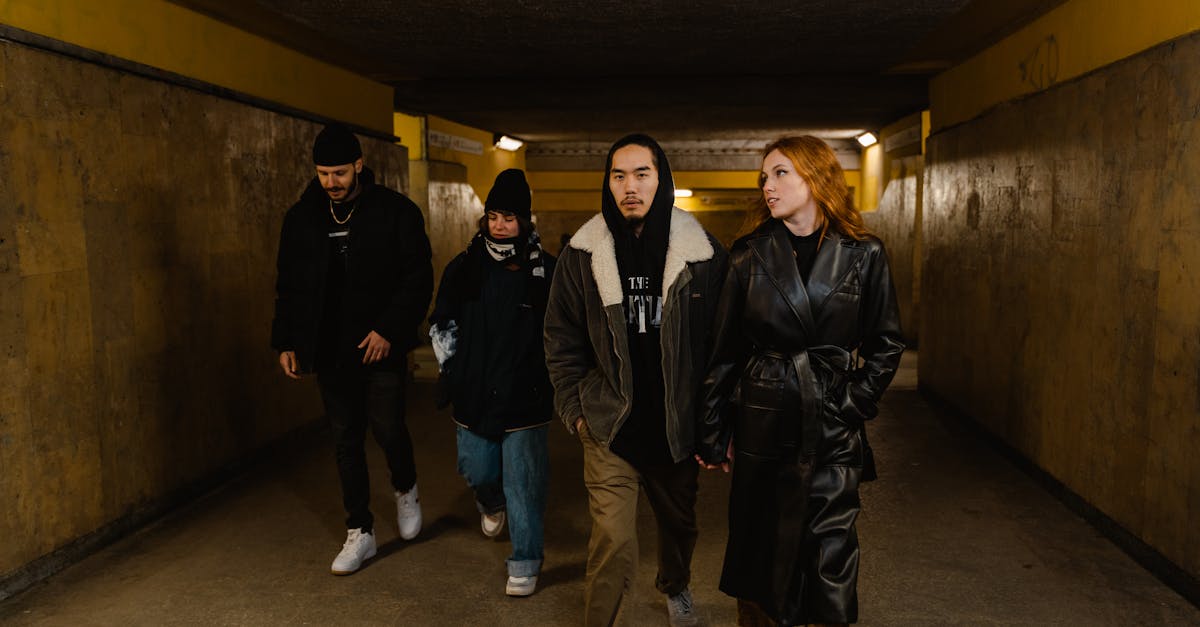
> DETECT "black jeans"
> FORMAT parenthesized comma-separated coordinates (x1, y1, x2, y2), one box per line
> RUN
(639, 459, 700, 597)
(317, 367, 417, 531)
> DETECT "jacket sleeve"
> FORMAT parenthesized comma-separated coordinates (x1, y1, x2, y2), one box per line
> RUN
(696, 247, 751, 464)
(428, 253, 467, 369)
(543, 246, 594, 433)
(374, 198, 434, 348)
(429, 253, 465, 328)
(270, 207, 299, 352)
(839, 240, 905, 423)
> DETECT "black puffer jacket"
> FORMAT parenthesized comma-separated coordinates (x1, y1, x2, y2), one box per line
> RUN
(430, 232, 556, 439)
(270, 168, 433, 372)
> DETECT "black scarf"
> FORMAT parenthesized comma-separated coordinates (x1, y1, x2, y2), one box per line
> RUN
(600, 134, 675, 298)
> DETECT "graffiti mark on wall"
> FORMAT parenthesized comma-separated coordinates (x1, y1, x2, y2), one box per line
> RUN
(1019, 35, 1060, 90)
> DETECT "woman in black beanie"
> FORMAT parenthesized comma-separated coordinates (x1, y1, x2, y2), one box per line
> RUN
(429, 168, 556, 597)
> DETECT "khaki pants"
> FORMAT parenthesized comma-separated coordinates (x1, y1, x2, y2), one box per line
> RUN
(579, 423, 699, 626)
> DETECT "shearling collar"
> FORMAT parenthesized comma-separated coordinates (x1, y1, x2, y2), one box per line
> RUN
(569, 207, 714, 306)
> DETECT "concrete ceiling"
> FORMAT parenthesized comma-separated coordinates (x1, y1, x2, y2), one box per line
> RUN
(175, 0, 1064, 142)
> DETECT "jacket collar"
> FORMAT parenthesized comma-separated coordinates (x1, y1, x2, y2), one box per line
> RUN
(747, 220, 862, 334)
(570, 207, 714, 306)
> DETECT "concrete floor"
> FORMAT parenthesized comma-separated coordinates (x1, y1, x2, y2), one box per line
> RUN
(2, 354, 1197, 626)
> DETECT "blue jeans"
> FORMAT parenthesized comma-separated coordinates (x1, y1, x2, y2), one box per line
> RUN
(456, 425, 549, 577)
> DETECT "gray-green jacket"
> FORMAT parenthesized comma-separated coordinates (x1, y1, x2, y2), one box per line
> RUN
(544, 207, 728, 463)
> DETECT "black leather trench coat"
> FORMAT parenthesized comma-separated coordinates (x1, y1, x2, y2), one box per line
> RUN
(698, 219, 904, 625)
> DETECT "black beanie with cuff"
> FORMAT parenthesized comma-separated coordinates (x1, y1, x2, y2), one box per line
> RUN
(484, 169, 532, 221)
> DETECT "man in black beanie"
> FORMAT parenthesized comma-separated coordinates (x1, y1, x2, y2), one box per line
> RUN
(544, 135, 728, 626)
(271, 123, 433, 575)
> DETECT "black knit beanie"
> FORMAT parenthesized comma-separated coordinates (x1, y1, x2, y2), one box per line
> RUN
(485, 169, 532, 221)
(313, 123, 362, 166)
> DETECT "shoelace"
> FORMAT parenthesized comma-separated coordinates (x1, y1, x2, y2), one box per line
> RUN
(670, 593, 693, 613)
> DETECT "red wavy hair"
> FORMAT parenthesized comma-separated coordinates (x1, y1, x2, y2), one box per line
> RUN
(741, 136, 870, 241)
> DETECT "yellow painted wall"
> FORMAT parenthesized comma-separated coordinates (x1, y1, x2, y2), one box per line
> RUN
(922, 10, 1200, 581)
(426, 115, 526, 204)
(527, 170, 862, 214)
(930, 0, 1200, 131)
(859, 146, 883, 213)
(394, 112, 425, 160)
(0, 0, 394, 133)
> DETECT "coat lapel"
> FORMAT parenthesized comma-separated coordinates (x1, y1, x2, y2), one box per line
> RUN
(805, 230, 865, 315)
(749, 222, 816, 338)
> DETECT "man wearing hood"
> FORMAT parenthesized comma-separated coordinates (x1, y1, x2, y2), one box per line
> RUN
(271, 123, 433, 575)
(545, 134, 728, 626)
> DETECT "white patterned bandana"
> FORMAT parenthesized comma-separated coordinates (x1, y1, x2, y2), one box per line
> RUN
(484, 237, 517, 261)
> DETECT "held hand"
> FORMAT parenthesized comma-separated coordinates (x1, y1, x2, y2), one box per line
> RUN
(574, 417, 584, 433)
(358, 331, 392, 365)
(694, 454, 731, 473)
(694, 438, 733, 473)
(278, 351, 301, 380)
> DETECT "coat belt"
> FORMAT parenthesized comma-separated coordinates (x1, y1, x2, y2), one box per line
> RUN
(761, 345, 852, 456)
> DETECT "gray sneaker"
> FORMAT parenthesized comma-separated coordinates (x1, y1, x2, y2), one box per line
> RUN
(667, 587, 698, 627)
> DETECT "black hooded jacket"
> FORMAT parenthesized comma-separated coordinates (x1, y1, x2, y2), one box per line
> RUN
(599, 134, 681, 466)
(270, 167, 433, 372)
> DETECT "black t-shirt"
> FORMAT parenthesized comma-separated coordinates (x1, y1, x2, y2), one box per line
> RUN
(317, 202, 354, 369)
(610, 235, 672, 468)
(789, 229, 821, 284)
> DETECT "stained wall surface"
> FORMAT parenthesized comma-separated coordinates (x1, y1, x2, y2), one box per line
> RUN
(864, 155, 922, 347)
(921, 31, 1200, 579)
(0, 40, 409, 578)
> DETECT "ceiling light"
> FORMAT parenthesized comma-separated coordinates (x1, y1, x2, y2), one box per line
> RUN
(856, 132, 878, 148)
(674, 189, 693, 198)
(494, 134, 524, 151)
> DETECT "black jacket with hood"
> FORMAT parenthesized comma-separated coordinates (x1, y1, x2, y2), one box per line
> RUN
(543, 135, 729, 463)
(271, 167, 433, 372)
(429, 230, 556, 439)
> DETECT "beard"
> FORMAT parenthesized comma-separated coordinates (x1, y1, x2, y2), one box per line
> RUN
(326, 172, 359, 201)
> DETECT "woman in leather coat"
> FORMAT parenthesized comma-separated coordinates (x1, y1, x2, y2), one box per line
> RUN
(696, 136, 904, 626)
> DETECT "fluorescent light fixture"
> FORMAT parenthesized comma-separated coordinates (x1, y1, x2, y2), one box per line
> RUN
(856, 132, 878, 148)
(494, 135, 524, 151)
(674, 189, 694, 198)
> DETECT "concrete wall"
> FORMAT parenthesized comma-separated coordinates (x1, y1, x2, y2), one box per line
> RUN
(0, 0, 395, 134)
(424, 161, 483, 287)
(864, 155, 923, 347)
(0, 39, 408, 581)
(921, 30, 1200, 580)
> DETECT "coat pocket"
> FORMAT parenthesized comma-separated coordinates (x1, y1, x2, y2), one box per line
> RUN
(736, 377, 797, 458)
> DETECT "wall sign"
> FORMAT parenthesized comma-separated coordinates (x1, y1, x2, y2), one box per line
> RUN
(428, 130, 484, 155)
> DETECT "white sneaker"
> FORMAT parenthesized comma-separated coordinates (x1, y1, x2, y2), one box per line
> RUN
(481, 510, 506, 538)
(396, 485, 422, 540)
(330, 528, 376, 575)
(506, 575, 537, 597)
(667, 587, 698, 627)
